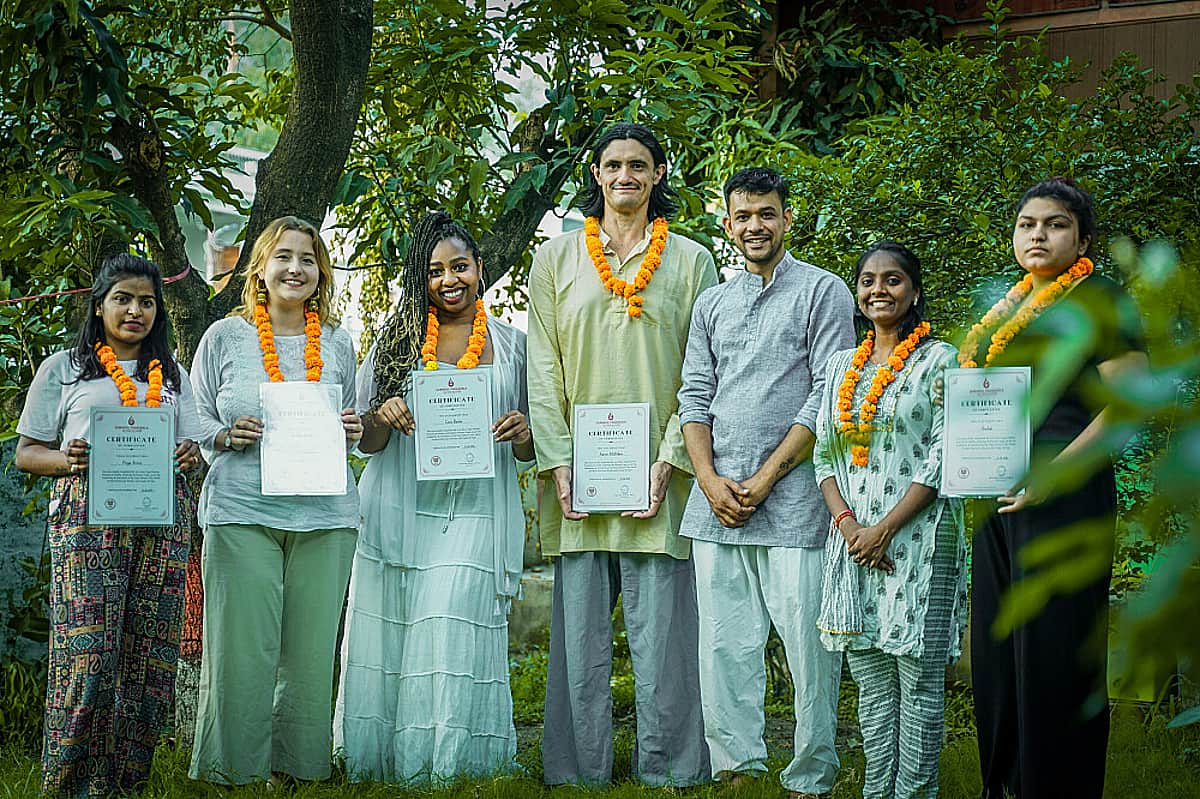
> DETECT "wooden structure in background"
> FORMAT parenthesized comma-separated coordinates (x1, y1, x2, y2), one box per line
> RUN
(923, 1, 1200, 98)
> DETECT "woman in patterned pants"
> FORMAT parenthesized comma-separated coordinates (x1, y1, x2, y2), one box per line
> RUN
(14, 254, 202, 797)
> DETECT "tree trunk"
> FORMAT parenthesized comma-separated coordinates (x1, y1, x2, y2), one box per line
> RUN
(109, 116, 212, 365)
(211, 0, 374, 322)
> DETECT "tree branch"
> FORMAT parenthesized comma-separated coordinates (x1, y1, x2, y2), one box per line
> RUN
(186, 12, 292, 41)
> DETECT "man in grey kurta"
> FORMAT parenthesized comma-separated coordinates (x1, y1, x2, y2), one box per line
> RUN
(677, 167, 855, 797)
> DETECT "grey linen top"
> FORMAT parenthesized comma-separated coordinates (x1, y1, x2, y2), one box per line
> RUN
(677, 252, 855, 547)
(191, 316, 360, 532)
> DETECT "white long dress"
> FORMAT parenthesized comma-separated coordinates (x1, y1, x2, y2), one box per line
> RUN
(334, 317, 530, 784)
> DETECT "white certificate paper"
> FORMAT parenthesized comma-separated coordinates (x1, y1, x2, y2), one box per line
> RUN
(88, 407, 175, 526)
(572, 403, 650, 513)
(259, 382, 347, 496)
(412, 367, 495, 481)
(941, 367, 1031, 497)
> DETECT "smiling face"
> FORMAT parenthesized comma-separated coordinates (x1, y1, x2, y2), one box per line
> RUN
(723, 188, 792, 270)
(260, 229, 320, 309)
(427, 236, 482, 315)
(590, 138, 665, 218)
(856, 251, 919, 332)
(1013, 196, 1089, 278)
(98, 275, 158, 359)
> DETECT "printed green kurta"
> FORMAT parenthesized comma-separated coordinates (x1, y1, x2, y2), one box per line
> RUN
(527, 222, 718, 558)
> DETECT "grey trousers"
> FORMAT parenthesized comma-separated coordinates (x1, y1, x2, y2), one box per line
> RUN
(542, 551, 710, 786)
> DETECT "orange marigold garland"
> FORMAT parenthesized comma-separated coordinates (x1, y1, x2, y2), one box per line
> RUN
(95, 342, 163, 407)
(837, 321, 932, 467)
(423, 298, 488, 371)
(958, 257, 1093, 368)
(585, 216, 668, 318)
(253, 294, 323, 382)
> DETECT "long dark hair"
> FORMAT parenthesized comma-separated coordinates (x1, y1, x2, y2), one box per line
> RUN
(1016, 177, 1098, 258)
(576, 122, 679, 221)
(370, 211, 485, 409)
(69, 254, 181, 389)
(852, 240, 927, 342)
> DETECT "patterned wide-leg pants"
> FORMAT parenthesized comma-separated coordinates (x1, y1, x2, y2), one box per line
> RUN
(41, 475, 191, 798)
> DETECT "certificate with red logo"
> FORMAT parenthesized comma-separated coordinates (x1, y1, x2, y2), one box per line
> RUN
(88, 407, 175, 526)
(413, 366, 495, 481)
(572, 403, 650, 513)
(941, 367, 1031, 497)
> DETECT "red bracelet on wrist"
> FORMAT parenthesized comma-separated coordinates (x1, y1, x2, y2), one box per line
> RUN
(834, 509, 856, 529)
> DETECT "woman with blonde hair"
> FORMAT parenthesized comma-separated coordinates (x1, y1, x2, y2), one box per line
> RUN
(188, 216, 363, 787)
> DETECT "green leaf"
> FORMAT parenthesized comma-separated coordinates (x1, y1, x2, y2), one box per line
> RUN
(468, 158, 489, 204)
(1168, 706, 1200, 729)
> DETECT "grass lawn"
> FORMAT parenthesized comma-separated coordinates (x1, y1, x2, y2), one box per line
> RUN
(3, 691, 1197, 798)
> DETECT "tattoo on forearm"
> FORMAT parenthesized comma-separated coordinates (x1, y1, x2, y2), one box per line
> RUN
(776, 457, 796, 476)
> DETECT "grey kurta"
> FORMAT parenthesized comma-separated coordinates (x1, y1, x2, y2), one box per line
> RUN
(676, 253, 856, 547)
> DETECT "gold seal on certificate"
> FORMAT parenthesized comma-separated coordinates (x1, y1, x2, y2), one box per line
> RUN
(260, 382, 348, 495)
(88, 407, 175, 526)
(941, 367, 1031, 497)
(413, 366, 496, 481)
(572, 402, 650, 514)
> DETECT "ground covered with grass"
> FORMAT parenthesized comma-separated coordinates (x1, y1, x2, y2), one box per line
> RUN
(3, 673, 1198, 799)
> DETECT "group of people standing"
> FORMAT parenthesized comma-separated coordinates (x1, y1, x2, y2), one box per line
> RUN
(15, 121, 1145, 799)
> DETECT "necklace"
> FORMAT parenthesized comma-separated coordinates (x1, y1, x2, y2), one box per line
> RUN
(958, 257, 1093, 368)
(254, 296, 323, 381)
(95, 342, 162, 406)
(422, 298, 488, 370)
(585, 216, 668, 318)
(837, 321, 932, 467)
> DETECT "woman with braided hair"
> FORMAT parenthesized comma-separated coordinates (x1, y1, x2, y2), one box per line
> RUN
(334, 210, 533, 783)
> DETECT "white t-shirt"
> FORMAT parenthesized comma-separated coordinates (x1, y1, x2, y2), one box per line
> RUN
(17, 349, 201, 448)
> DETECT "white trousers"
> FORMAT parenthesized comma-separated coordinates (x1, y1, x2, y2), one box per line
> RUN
(692, 540, 841, 794)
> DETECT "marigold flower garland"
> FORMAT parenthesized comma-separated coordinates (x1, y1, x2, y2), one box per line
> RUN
(95, 342, 162, 406)
(837, 321, 932, 467)
(422, 298, 488, 370)
(584, 216, 668, 318)
(254, 293, 323, 382)
(958, 257, 1094, 368)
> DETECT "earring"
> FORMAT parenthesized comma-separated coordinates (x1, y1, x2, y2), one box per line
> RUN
(306, 295, 319, 313)
(256, 287, 267, 305)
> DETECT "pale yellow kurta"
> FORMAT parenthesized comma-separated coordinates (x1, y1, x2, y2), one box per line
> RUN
(527, 221, 718, 558)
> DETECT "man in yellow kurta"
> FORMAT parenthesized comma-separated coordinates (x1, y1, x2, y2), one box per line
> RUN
(527, 123, 718, 786)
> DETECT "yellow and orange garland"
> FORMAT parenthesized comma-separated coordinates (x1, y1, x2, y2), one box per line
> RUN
(958, 257, 1093, 368)
(254, 297, 323, 382)
(422, 298, 488, 370)
(95, 342, 162, 406)
(837, 322, 932, 467)
(585, 216, 668, 318)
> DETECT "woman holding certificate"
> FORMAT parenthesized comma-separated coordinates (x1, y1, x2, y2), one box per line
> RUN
(15, 254, 202, 797)
(188, 216, 362, 787)
(962, 179, 1147, 799)
(334, 210, 533, 783)
(813, 241, 966, 799)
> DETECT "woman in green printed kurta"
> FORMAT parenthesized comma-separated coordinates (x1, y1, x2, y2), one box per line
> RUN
(813, 241, 966, 799)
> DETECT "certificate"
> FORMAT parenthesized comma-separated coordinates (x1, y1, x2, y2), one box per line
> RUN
(412, 367, 495, 480)
(88, 407, 175, 526)
(572, 403, 650, 513)
(941, 367, 1031, 497)
(259, 382, 347, 495)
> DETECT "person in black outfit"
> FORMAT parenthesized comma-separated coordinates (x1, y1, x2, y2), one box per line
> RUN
(961, 178, 1148, 799)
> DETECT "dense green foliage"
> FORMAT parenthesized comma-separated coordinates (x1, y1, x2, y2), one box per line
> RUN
(781, 31, 1200, 333)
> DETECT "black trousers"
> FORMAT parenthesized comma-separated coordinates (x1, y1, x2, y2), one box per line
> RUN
(970, 467, 1115, 799)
